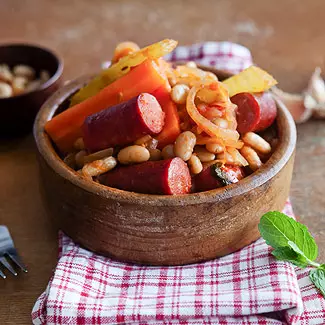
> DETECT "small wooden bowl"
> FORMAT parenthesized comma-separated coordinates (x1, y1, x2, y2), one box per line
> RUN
(0, 43, 63, 136)
(34, 68, 296, 266)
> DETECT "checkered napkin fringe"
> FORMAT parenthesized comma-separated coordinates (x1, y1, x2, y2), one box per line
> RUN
(32, 42, 325, 325)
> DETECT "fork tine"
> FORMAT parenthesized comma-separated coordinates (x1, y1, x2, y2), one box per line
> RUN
(0, 257, 17, 276)
(0, 269, 6, 279)
(6, 253, 27, 273)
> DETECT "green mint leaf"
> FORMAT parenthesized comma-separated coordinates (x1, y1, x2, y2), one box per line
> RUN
(272, 247, 309, 268)
(260, 211, 325, 296)
(258, 211, 318, 262)
(287, 241, 320, 267)
(310, 268, 325, 298)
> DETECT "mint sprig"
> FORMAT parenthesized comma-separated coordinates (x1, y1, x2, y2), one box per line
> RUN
(259, 211, 325, 298)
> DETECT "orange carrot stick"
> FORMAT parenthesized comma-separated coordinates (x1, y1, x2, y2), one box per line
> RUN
(153, 86, 181, 149)
(45, 60, 168, 153)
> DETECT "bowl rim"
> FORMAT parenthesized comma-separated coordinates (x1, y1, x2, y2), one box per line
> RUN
(0, 42, 64, 99)
(34, 67, 297, 206)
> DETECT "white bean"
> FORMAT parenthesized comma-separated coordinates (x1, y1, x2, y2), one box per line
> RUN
(13, 64, 35, 80)
(194, 147, 215, 162)
(0, 64, 13, 83)
(188, 154, 203, 174)
(134, 135, 158, 149)
(149, 148, 162, 161)
(40, 70, 50, 83)
(168, 76, 177, 87)
(12, 76, 28, 95)
(118, 145, 150, 164)
(216, 151, 234, 164)
(134, 135, 152, 146)
(0, 82, 13, 98)
(242, 132, 272, 154)
(83, 148, 114, 164)
(82, 156, 117, 177)
(206, 143, 224, 154)
(171, 84, 190, 104)
(75, 150, 87, 168)
(174, 131, 196, 161)
(161, 144, 175, 159)
(25, 79, 42, 92)
(240, 146, 262, 171)
(186, 61, 197, 68)
(212, 117, 228, 129)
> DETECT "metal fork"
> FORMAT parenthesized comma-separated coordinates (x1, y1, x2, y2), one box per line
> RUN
(0, 226, 27, 278)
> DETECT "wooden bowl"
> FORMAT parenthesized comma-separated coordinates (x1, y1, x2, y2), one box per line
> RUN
(33, 68, 296, 266)
(0, 43, 63, 137)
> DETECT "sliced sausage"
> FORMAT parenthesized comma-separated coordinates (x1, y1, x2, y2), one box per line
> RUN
(99, 157, 191, 195)
(193, 164, 245, 192)
(254, 92, 277, 132)
(83, 93, 165, 152)
(231, 92, 277, 134)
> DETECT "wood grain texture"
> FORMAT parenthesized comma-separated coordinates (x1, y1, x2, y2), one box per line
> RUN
(1, 0, 324, 323)
(33, 70, 296, 265)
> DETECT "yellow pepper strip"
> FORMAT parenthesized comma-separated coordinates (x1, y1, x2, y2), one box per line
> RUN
(70, 39, 178, 106)
(222, 66, 278, 97)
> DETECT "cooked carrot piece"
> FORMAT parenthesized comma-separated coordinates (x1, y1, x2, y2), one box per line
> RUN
(70, 39, 177, 106)
(45, 60, 168, 153)
(152, 85, 181, 149)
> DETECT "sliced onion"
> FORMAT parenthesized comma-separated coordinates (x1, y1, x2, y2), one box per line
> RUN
(224, 103, 238, 130)
(227, 147, 248, 166)
(186, 86, 240, 144)
(172, 66, 219, 88)
(196, 81, 229, 104)
(196, 135, 243, 149)
(175, 65, 206, 77)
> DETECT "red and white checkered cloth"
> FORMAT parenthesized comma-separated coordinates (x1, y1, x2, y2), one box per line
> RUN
(32, 42, 325, 325)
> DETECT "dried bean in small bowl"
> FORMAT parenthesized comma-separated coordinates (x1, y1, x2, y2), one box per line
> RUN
(0, 43, 63, 136)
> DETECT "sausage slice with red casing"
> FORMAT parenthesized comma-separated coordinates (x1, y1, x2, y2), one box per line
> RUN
(83, 93, 165, 152)
(193, 163, 245, 192)
(231, 92, 277, 134)
(99, 157, 192, 195)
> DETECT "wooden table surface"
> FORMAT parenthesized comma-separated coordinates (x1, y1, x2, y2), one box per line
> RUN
(1, 0, 325, 323)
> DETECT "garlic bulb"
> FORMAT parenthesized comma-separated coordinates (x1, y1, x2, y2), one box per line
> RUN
(312, 103, 325, 118)
(272, 87, 312, 123)
(306, 67, 325, 104)
(272, 67, 325, 123)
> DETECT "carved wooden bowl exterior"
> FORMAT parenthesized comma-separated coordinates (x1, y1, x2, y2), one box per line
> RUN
(33, 68, 297, 266)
